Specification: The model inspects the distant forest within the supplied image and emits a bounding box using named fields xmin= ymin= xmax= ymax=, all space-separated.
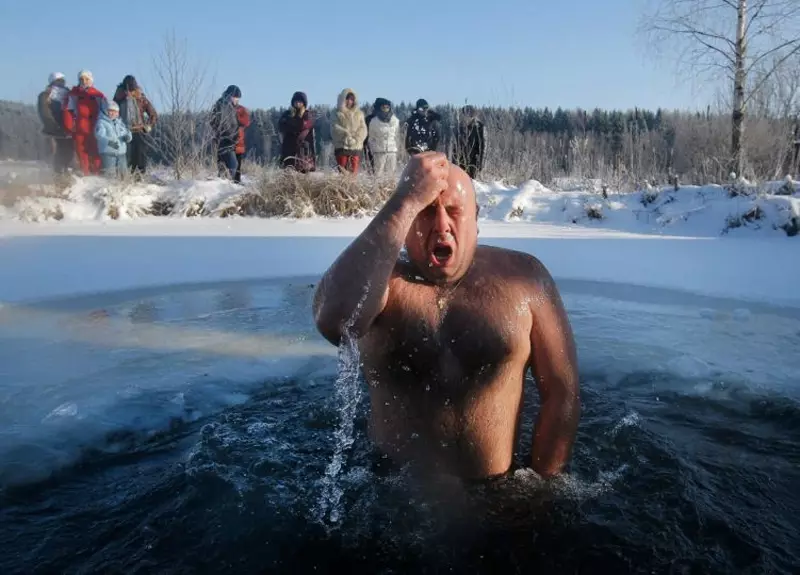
xmin=2 ymin=98 xmax=797 ymax=188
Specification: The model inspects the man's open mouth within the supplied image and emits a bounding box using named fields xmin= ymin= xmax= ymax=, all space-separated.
xmin=430 ymin=242 xmax=454 ymax=266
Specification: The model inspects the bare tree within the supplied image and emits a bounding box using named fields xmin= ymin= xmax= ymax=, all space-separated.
xmin=151 ymin=30 xmax=216 ymax=180
xmin=641 ymin=0 xmax=800 ymax=177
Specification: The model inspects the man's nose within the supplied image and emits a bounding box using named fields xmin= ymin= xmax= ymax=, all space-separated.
xmin=433 ymin=204 xmax=451 ymax=234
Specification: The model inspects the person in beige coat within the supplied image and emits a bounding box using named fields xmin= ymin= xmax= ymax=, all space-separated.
xmin=332 ymin=88 xmax=368 ymax=174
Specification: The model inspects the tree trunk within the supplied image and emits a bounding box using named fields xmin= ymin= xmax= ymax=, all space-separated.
xmin=731 ymin=0 xmax=747 ymax=177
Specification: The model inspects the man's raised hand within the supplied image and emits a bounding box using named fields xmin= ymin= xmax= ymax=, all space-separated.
xmin=395 ymin=152 xmax=450 ymax=213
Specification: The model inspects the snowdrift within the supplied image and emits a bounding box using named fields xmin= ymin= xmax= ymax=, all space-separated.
xmin=1 ymin=163 xmax=799 ymax=237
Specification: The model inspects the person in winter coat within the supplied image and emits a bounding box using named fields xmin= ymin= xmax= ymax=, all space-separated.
xmin=363 ymin=104 xmax=377 ymax=173
xmin=94 ymin=101 xmax=133 ymax=178
xmin=404 ymin=98 xmax=441 ymax=156
xmin=331 ymin=88 xmax=367 ymax=174
xmin=210 ymin=85 xmax=241 ymax=180
xmin=37 ymin=72 xmax=73 ymax=174
xmin=279 ymin=91 xmax=316 ymax=173
xmin=452 ymin=105 xmax=486 ymax=179
xmin=234 ymin=102 xmax=251 ymax=183
xmin=367 ymin=98 xmax=400 ymax=177
xmin=63 ymin=70 xmax=106 ymax=175
xmin=112 ymin=75 xmax=157 ymax=176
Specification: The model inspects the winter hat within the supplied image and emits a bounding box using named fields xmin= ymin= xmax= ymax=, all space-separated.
xmin=105 ymin=100 xmax=119 ymax=113
xmin=291 ymin=91 xmax=308 ymax=106
xmin=224 ymin=85 xmax=242 ymax=98
xmin=78 ymin=70 xmax=93 ymax=83
xmin=48 ymin=72 xmax=65 ymax=84
xmin=415 ymin=98 xmax=429 ymax=110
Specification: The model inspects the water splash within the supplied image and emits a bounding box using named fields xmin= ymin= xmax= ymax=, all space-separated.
xmin=314 ymin=282 xmax=370 ymax=528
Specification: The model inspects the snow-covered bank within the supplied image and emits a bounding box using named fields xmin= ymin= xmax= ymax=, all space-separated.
xmin=2 ymin=168 xmax=799 ymax=237
xmin=1 ymin=219 xmax=798 ymax=308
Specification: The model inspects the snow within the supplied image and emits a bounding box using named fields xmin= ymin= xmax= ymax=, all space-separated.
xmin=1 ymin=167 xmax=799 ymax=488
xmin=1 ymin=169 xmax=798 ymax=306
xmin=3 ymin=164 xmax=799 ymax=238
xmin=1 ymin=217 xmax=798 ymax=308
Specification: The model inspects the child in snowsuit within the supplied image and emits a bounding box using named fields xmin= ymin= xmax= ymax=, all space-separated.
xmin=94 ymin=101 xmax=132 ymax=178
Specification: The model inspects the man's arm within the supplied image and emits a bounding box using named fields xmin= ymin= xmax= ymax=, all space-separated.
xmin=312 ymin=152 xmax=449 ymax=346
xmin=527 ymin=258 xmax=581 ymax=478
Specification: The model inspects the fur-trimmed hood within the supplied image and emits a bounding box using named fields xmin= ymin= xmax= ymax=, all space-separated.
xmin=332 ymin=88 xmax=367 ymax=151
xmin=337 ymin=88 xmax=359 ymax=111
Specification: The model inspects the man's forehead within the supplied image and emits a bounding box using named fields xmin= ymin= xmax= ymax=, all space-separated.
xmin=439 ymin=177 xmax=476 ymax=206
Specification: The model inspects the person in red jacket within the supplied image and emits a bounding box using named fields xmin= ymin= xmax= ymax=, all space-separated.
xmin=63 ymin=70 xmax=106 ymax=175
xmin=234 ymin=102 xmax=250 ymax=184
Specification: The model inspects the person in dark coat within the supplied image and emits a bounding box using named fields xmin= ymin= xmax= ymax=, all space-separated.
xmin=363 ymin=100 xmax=378 ymax=174
xmin=452 ymin=105 xmax=486 ymax=179
xmin=37 ymin=72 xmax=73 ymax=174
xmin=404 ymin=98 xmax=441 ymax=156
xmin=210 ymin=85 xmax=241 ymax=179
xmin=279 ymin=91 xmax=316 ymax=173
xmin=112 ymin=75 xmax=158 ymax=177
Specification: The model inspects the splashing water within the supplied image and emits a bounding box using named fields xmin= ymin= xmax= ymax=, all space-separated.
xmin=314 ymin=283 xmax=370 ymax=528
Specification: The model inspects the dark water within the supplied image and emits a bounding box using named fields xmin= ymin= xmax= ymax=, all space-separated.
xmin=1 ymin=279 xmax=799 ymax=574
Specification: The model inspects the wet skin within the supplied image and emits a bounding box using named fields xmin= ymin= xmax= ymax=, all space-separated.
xmin=313 ymin=153 xmax=580 ymax=480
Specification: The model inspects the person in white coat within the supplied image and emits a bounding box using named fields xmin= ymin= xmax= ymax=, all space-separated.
xmin=331 ymin=88 xmax=368 ymax=174
xmin=366 ymin=98 xmax=400 ymax=177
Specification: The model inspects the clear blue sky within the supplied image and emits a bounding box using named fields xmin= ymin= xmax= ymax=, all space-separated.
xmin=0 ymin=0 xmax=716 ymax=112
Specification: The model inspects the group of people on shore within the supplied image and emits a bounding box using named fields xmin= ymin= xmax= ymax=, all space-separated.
xmin=38 ymin=71 xmax=157 ymax=179
xmin=38 ymin=71 xmax=487 ymax=182
xmin=260 ymin=88 xmax=487 ymax=179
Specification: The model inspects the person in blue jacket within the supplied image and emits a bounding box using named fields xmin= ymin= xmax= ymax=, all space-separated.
xmin=94 ymin=100 xmax=132 ymax=178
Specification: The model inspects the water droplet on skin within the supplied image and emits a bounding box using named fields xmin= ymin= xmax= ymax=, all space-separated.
xmin=425 ymin=384 xmax=431 ymax=391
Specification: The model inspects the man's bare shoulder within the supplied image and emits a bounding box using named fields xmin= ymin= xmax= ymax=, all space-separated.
xmin=474 ymin=245 xmax=552 ymax=283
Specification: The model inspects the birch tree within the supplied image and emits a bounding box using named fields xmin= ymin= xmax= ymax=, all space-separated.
xmin=641 ymin=0 xmax=800 ymax=178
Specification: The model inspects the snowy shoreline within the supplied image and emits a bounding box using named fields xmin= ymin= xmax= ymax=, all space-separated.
xmin=2 ymin=168 xmax=798 ymax=307
xmin=1 ymin=218 xmax=798 ymax=308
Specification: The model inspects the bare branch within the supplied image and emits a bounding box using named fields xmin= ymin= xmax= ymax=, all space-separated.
xmin=744 ymin=44 xmax=800 ymax=107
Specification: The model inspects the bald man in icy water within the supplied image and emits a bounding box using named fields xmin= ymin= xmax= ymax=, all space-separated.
xmin=312 ymin=152 xmax=580 ymax=481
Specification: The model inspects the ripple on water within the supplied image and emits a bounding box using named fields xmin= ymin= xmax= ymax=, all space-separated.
xmin=1 ymin=280 xmax=799 ymax=573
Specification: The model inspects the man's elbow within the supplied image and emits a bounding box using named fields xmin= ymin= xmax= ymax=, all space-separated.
xmin=312 ymin=295 xmax=340 ymax=346
xmin=314 ymin=310 xmax=342 ymax=347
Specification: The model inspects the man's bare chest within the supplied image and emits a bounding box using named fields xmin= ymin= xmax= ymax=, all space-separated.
xmin=362 ymin=286 xmax=532 ymax=384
